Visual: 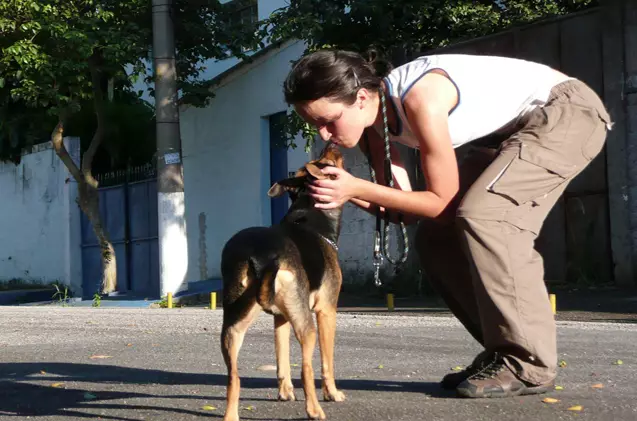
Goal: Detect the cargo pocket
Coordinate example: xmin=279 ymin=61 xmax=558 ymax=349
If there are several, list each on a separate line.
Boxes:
xmin=487 ymin=143 xmax=579 ymax=206
xmin=581 ymin=106 xmax=611 ymax=161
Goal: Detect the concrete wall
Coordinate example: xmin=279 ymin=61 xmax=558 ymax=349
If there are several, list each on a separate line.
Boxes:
xmin=179 ymin=40 xmax=308 ymax=282
xmin=0 ymin=138 xmax=82 ymax=293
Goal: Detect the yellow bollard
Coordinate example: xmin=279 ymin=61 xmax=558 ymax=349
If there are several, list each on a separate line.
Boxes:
xmin=549 ymin=294 xmax=556 ymax=315
xmin=167 ymin=292 xmax=173 ymax=309
xmin=387 ymin=293 xmax=395 ymax=312
xmin=210 ymin=292 xmax=217 ymax=310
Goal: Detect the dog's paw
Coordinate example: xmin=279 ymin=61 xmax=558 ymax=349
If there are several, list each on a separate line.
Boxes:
xmin=277 ymin=382 xmax=296 ymax=401
xmin=323 ymin=388 xmax=345 ymax=402
xmin=306 ymin=402 xmax=326 ymax=420
xmin=223 ymin=412 xmax=240 ymax=421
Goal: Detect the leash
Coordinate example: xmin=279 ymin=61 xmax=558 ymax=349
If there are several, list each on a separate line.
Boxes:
xmin=364 ymin=88 xmax=409 ymax=287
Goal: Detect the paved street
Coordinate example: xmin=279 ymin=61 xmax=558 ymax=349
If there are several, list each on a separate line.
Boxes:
xmin=1 ymin=307 xmax=636 ymax=420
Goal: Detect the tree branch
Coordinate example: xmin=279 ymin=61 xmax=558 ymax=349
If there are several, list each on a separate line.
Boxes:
xmin=82 ymin=52 xmax=106 ymax=189
xmin=51 ymin=116 xmax=83 ymax=182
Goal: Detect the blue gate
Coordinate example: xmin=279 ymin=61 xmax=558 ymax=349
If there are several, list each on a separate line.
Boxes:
xmin=80 ymin=165 xmax=159 ymax=299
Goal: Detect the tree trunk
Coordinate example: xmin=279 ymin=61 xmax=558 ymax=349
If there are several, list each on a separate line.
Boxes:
xmin=50 ymin=53 xmax=118 ymax=295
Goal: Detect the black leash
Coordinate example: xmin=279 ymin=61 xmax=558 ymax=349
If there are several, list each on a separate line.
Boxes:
xmin=364 ymin=88 xmax=409 ymax=287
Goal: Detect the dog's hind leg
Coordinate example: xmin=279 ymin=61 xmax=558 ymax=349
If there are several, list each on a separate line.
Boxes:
xmin=287 ymin=305 xmax=325 ymax=420
xmin=274 ymin=314 xmax=296 ymax=401
xmin=316 ymin=305 xmax=346 ymax=402
xmin=221 ymin=301 xmax=261 ymax=421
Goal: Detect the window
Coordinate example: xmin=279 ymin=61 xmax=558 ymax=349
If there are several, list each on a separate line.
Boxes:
xmin=225 ymin=0 xmax=258 ymax=28
xmin=222 ymin=0 xmax=259 ymax=53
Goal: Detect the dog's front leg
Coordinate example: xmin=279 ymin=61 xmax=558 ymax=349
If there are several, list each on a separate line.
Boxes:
xmin=274 ymin=314 xmax=296 ymax=401
xmin=317 ymin=306 xmax=346 ymax=402
xmin=289 ymin=310 xmax=326 ymax=420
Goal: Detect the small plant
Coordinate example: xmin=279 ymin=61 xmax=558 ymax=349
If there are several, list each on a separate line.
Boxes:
xmin=52 ymin=283 xmax=72 ymax=307
xmin=92 ymin=293 xmax=102 ymax=308
xmin=157 ymin=295 xmax=184 ymax=308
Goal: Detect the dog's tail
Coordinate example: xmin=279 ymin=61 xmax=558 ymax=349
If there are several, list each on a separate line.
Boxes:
xmin=248 ymin=258 xmax=280 ymax=311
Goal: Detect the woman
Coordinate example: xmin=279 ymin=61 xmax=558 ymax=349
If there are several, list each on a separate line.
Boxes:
xmin=283 ymin=50 xmax=611 ymax=398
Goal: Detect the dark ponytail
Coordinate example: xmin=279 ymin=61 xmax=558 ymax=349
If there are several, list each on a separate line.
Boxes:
xmin=283 ymin=49 xmax=393 ymax=106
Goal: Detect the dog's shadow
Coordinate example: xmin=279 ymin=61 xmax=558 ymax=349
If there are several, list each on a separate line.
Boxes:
xmin=0 ymin=362 xmax=453 ymax=419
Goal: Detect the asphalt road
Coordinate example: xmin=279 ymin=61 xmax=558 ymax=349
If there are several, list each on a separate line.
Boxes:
xmin=1 ymin=307 xmax=636 ymax=421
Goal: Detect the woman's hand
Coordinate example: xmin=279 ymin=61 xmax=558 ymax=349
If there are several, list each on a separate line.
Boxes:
xmin=309 ymin=167 xmax=361 ymax=209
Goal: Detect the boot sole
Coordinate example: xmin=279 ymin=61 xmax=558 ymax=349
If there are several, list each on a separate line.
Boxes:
xmin=456 ymin=383 xmax=553 ymax=399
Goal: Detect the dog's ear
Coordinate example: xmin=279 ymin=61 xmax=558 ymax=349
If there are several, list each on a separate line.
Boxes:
xmin=305 ymin=163 xmax=327 ymax=180
xmin=267 ymin=176 xmax=305 ymax=197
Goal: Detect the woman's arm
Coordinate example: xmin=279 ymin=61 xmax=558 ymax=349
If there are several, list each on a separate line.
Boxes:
xmin=312 ymin=72 xmax=460 ymax=221
xmin=348 ymin=129 xmax=421 ymax=225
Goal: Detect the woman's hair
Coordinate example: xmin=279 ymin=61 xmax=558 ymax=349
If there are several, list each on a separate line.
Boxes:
xmin=283 ymin=49 xmax=393 ymax=105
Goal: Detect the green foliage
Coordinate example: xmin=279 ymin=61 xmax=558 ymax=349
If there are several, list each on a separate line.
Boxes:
xmin=260 ymin=0 xmax=596 ymax=148
xmin=52 ymin=282 xmax=72 ymax=306
xmin=65 ymin=91 xmax=156 ymax=171
xmin=92 ymin=293 xmax=102 ymax=307
xmin=0 ymin=0 xmax=260 ymax=164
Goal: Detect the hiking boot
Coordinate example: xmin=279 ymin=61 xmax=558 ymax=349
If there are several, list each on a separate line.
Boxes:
xmin=456 ymin=354 xmax=554 ymax=398
xmin=440 ymin=350 xmax=493 ymax=390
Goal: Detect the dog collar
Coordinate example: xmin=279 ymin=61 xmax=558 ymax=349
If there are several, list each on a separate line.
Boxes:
xmin=318 ymin=234 xmax=339 ymax=252
xmin=292 ymin=222 xmax=339 ymax=252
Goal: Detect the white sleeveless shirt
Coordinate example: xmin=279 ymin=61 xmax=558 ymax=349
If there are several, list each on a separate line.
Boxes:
xmin=374 ymin=54 xmax=572 ymax=149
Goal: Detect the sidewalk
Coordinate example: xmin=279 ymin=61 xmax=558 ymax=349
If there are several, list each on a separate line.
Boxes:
xmin=336 ymin=286 xmax=637 ymax=323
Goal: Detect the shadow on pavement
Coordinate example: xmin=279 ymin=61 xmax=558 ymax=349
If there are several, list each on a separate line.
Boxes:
xmin=0 ymin=362 xmax=452 ymax=419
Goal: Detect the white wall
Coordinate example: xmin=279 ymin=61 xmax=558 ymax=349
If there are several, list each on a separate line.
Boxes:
xmin=0 ymin=138 xmax=82 ymax=293
xmin=180 ymin=40 xmax=307 ymax=282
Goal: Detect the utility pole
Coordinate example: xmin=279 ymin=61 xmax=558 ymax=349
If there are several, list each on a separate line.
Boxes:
xmin=152 ymin=0 xmax=188 ymax=297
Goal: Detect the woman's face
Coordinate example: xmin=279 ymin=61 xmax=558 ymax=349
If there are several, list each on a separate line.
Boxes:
xmin=295 ymin=89 xmax=376 ymax=149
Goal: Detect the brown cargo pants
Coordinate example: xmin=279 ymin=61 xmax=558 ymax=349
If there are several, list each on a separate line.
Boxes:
xmin=415 ymin=79 xmax=612 ymax=385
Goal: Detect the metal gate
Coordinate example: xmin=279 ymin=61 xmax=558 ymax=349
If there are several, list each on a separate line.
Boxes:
xmin=80 ymin=165 xmax=159 ymax=299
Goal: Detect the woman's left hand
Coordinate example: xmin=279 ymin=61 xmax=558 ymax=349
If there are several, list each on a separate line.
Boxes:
xmin=309 ymin=167 xmax=361 ymax=209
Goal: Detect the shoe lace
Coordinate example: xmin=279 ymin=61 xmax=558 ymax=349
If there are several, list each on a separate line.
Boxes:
xmin=470 ymin=354 xmax=507 ymax=380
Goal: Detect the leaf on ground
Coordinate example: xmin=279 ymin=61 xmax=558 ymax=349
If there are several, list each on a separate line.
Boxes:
xmin=554 ymin=385 xmax=564 ymax=390
xmin=126 ymin=343 xmax=133 ymax=347
xmin=257 ymin=364 xmax=277 ymax=371
xmin=377 ymin=364 xmax=384 ymax=369
xmin=612 ymin=360 xmax=623 ymax=365
xmin=243 ymin=405 xmax=255 ymax=411
xmin=451 ymin=366 xmax=464 ymax=371
xmin=291 ymin=363 xmax=299 ymax=367
xmin=84 ymin=392 xmax=97 ymax=400
xmin=558 ymin=360 xmax=567 ymax=368
xmin=542 ymin=397 xmax=560 ymax=403
xmin=89 ymin=355 xmax=113 ymax=359
xmin=375 ymin=322 xmax=381 ymax=326
xmin=567 ymin=405 xmax=583 ymax=411
xmin=51 ymin=383 xmax=64 ymax=388
xmin=201 ymin=405 xmax=217 ymax=411
xmin=591 ymin=383 xmax=604 ymax=389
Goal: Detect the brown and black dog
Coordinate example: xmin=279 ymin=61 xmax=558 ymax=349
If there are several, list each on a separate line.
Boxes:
xmin=220 ymin=144 xmax=346 ymax=421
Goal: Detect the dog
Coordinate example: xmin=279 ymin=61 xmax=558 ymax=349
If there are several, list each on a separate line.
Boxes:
xmin=220 ymin=143 xmax=346 ymax=421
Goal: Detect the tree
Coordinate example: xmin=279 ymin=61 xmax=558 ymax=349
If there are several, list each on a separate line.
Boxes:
xmin=260 ymin=0 xmax=596 ymax=146
xmin=0 ymin=0 xmax=259 ymax=294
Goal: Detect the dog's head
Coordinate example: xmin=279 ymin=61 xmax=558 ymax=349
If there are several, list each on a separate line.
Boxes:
xmin=267 ymin=142 xmax=344 ymax=203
